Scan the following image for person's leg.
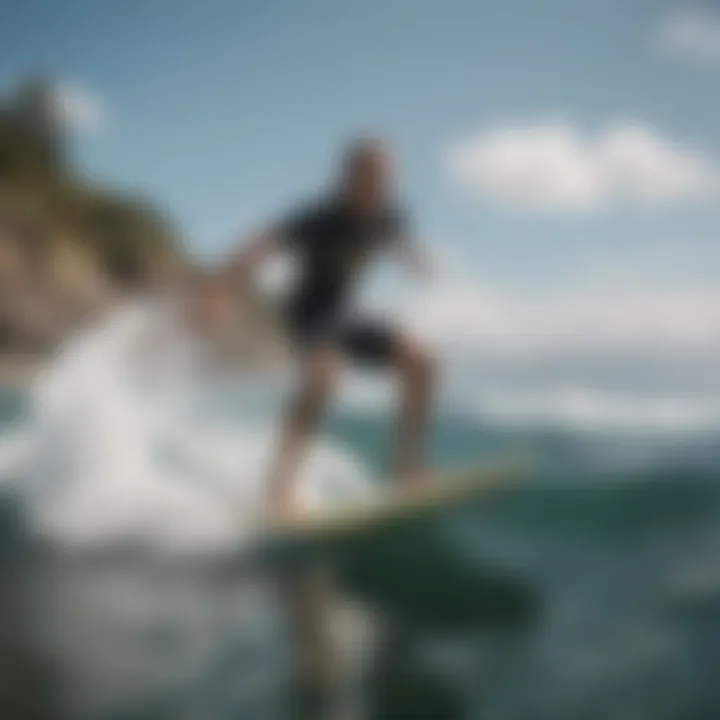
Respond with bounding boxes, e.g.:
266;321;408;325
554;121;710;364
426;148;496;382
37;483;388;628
390;335;438;484
267;346;344;518
280;568;336;719
342;321;437;485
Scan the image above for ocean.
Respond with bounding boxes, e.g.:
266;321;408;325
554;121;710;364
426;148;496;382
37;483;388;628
0;305;719;719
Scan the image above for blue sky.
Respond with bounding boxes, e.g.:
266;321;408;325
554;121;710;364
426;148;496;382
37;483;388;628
2;0;718;276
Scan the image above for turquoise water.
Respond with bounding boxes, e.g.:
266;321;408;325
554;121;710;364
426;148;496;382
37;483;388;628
1;387;720;719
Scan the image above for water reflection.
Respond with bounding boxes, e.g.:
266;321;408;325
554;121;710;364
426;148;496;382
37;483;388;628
0;542;531;720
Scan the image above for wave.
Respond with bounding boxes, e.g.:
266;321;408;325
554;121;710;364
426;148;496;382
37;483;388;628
471;386;720;433
3;298;720;556
0;300;377;555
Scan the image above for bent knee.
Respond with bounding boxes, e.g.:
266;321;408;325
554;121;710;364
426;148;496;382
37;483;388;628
303;351;344;396
395;338;438;384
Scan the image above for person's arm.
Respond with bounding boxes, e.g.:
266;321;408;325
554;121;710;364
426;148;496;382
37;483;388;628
224;229;282;291
225;202;313;289
389;206;433;280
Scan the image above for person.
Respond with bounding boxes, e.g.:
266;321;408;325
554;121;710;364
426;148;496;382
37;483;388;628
228;137;437;519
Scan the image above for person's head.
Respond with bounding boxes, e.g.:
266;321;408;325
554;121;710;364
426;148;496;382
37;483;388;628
339;137;395;214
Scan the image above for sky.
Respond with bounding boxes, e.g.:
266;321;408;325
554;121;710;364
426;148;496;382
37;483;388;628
3;0;720;423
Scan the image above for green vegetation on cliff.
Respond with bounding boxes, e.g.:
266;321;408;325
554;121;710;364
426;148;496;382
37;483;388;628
0;79;184;288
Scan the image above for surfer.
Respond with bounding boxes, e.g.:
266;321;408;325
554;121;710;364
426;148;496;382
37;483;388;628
227;137;436;518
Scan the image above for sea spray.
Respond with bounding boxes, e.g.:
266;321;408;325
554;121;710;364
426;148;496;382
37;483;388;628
1;298;376;555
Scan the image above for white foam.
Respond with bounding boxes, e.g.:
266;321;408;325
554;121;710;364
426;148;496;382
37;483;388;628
9;299;376;555
472;386;720;433
0;429;31;486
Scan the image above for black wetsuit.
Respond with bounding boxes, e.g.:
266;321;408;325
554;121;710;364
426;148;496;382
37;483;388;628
278;196;408;366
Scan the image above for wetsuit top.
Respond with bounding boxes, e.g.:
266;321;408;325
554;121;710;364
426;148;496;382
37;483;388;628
278;196;408;325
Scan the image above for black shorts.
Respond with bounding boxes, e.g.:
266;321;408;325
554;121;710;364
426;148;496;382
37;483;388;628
285;308;399;367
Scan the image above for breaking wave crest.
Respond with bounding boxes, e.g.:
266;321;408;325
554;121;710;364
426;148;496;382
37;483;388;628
0;300;376;555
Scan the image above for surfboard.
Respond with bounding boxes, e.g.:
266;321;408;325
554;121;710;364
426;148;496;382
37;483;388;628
257;463;523;560
243;463;534;631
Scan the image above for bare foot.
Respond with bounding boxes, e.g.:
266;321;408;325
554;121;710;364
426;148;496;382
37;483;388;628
394;470;437;496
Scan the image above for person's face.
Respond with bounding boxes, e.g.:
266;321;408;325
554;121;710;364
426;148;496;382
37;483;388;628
345;148;395;213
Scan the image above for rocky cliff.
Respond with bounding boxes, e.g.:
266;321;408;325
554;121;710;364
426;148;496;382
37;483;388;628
0;79;186;355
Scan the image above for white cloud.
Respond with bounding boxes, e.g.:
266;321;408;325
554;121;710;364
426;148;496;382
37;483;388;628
445;121;719;212
657;9;720;64
52;83;107;134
